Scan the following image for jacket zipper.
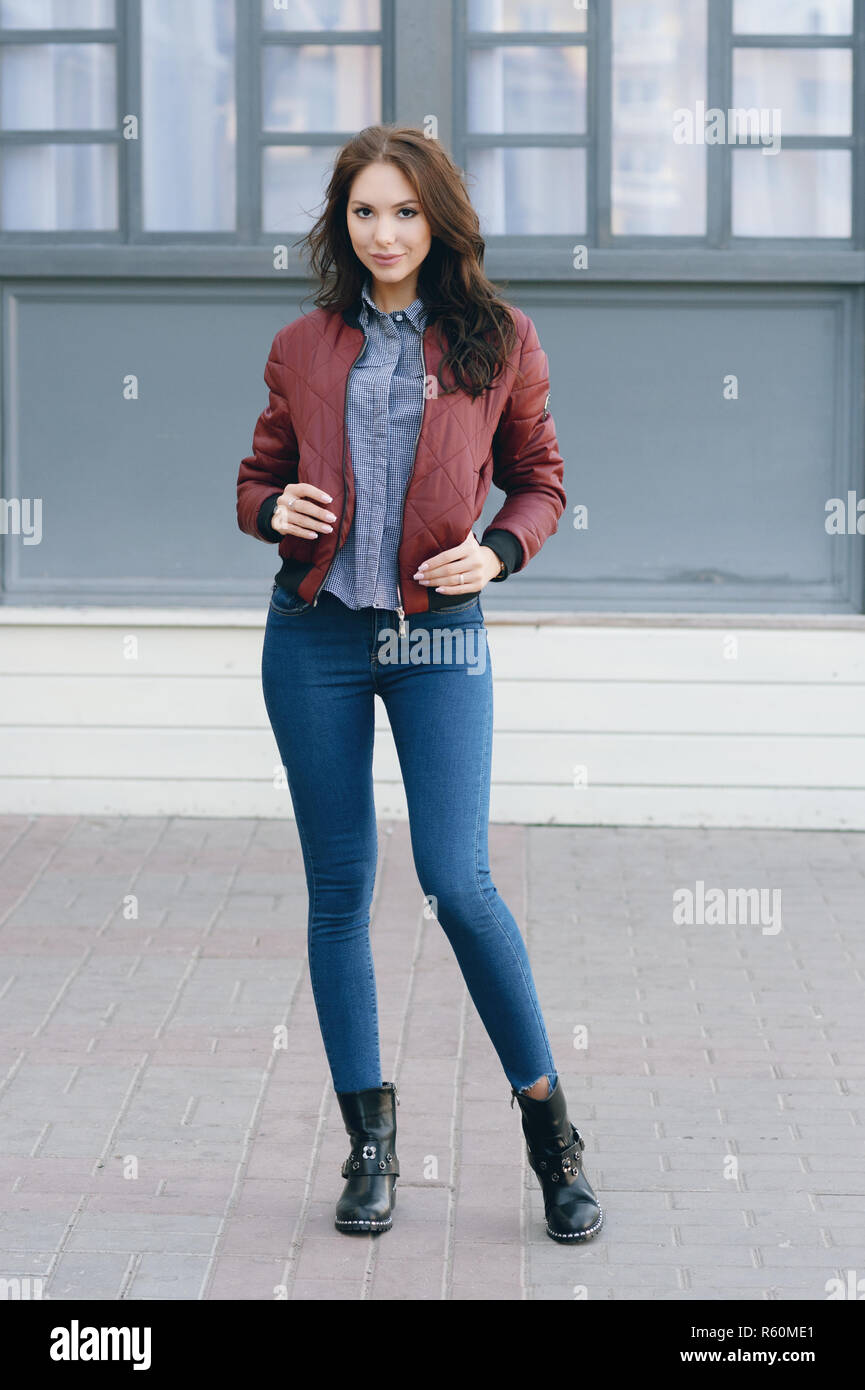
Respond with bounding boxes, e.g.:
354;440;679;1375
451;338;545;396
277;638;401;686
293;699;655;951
312;334;369;607
394;332;428;638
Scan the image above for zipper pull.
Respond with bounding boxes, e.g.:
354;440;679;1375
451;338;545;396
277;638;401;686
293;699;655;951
396;580;406;638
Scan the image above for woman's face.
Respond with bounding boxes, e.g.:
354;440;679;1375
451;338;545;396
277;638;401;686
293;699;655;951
346;161;432;294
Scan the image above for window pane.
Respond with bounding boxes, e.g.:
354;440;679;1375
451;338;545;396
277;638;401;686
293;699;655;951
141;0;235;231
0;142;117;228
733;48;851;136
468;46;586;133
467;0;587;31
733;0;852;34
262;0;379;28
0;0;114;24
262;45;380;131
466;146;585;233
732;148;850;236
262;144;340;230
0;44;114;129
612;0;707;235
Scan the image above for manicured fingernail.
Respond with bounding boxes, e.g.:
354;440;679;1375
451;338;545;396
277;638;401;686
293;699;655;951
418;563;427;571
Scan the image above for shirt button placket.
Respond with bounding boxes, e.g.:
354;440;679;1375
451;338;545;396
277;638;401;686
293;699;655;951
373;324;399;611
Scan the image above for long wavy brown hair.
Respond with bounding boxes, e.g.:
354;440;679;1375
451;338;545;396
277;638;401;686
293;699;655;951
295;125;520;399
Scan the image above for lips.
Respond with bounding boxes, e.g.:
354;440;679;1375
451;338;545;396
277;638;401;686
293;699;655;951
372;253;403;263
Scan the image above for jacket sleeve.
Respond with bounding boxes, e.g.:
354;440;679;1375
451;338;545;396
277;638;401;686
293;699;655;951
481;313;567;573
478;527;522;581
236;326;300;542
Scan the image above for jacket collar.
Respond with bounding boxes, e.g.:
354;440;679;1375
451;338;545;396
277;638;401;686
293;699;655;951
341;275;428;333
359;275;427;333
341;298;363;330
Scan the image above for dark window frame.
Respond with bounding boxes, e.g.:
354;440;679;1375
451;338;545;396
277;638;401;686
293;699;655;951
0;0;860;280
454;0;863;256
0;0;395;248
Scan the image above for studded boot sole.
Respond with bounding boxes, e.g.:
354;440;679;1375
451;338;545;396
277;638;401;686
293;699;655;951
512;1079;604;1243
334;1081;399;1235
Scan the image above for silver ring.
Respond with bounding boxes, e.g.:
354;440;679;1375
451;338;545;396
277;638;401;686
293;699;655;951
458;573;464;585
285;496;295;508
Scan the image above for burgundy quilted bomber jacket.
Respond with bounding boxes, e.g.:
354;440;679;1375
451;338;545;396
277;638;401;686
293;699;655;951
237;295;567;618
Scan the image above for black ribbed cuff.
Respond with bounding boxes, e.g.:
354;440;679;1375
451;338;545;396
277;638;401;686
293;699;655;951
256;493;282;543
481;528;522;580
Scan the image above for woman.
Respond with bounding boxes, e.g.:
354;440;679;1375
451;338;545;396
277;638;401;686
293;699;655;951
237;125;603;1245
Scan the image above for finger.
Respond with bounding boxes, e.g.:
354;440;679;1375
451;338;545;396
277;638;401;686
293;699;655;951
434;579;482;593
304;503;338;522
273;509;323;541
282;523;321;540
284;492;337;519
432;567;483;591
414;539;473;575
414;555;470;582
293;485;333;505
277;503;333;533
416;561;478;585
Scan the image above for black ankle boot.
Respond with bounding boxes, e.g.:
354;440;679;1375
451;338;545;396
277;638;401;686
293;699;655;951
512;1079;604;1242
334;1081;399;1234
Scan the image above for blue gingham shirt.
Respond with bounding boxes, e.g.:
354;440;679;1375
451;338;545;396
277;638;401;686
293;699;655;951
321;275;427;611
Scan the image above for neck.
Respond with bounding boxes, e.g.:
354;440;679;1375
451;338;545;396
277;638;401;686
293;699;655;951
369;272;419;315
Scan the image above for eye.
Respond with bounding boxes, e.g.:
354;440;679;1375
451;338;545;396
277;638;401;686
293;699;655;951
352;206;419;218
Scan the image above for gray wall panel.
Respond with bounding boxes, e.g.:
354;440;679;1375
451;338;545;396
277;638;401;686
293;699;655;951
2;280;862;612
477;283;863;612
4;285;308;601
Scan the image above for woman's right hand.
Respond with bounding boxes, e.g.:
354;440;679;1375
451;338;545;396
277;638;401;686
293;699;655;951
271;483;337;540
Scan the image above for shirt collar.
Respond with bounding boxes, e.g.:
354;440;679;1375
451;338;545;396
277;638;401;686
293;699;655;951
360;274;426;332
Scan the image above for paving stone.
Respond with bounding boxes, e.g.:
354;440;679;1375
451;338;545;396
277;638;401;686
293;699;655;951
125;1253;209;1299
1;815;863;1301
47;1252;131;1300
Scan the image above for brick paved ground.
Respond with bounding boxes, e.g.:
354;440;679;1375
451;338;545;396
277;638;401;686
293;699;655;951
0;813;863;1301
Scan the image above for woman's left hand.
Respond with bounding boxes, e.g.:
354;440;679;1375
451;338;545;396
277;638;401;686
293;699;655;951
413;530;502;593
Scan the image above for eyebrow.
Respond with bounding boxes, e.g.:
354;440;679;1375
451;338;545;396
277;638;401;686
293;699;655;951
349;199;420;208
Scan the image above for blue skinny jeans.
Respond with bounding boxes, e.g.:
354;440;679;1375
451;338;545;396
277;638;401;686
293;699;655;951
261;583;558;1098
